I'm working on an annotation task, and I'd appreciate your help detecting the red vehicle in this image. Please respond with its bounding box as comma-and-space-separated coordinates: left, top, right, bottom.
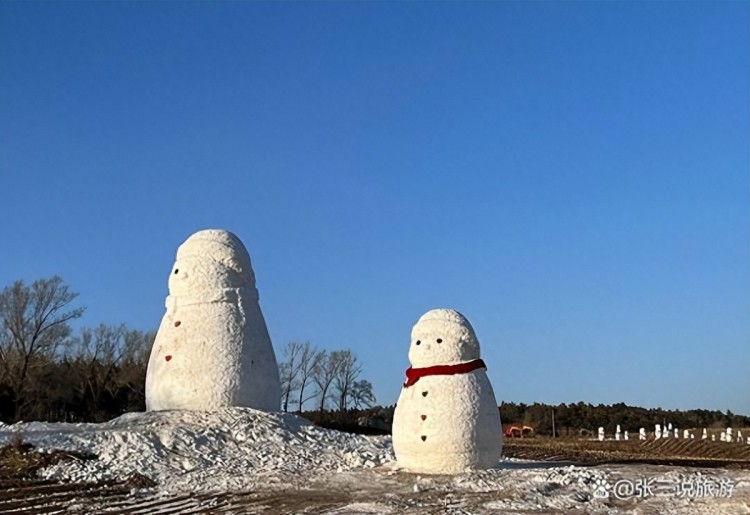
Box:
504, 425, 535, 438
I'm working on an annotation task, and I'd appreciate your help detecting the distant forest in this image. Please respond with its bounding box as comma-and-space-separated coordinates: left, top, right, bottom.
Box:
305, 403, 750, 437
1, 276, 748, 434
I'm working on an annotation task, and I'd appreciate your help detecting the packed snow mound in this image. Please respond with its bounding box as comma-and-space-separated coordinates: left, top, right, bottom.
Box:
0, 409, 394, 493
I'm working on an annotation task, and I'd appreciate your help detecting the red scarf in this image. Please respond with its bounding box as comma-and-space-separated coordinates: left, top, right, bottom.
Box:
403, 359, 486, 388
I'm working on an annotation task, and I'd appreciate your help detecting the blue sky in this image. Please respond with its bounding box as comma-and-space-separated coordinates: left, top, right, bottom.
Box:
1, 2, 748, 414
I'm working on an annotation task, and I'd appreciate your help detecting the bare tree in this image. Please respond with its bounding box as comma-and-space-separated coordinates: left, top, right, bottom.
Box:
114, 329, 154, 412
350, 379, 376, 409
0, 277, 84, 420
312, 350, 345, 411
68, 324, 128, 419
120, 328, 153, 370
296, 342, 322, 411
279, 341, 305, 412
332, 350, 362, 412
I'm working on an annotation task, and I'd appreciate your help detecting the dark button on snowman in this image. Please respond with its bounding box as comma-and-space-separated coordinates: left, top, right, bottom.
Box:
392, 309, 502, 473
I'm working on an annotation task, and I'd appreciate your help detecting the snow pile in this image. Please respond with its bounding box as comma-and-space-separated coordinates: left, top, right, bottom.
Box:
0, 408, 394, 492
446, 463, 611, 507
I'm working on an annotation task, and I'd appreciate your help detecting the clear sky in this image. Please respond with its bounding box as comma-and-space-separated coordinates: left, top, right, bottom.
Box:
1, 1, 748, 415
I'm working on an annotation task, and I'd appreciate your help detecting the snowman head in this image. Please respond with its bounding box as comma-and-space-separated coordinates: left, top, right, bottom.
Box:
168, 229, 257, 299
408, 309, 481, 367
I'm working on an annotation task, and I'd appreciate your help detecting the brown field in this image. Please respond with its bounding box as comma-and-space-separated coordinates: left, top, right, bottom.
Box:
1, 436, 749, 513
503, 435, 750, 469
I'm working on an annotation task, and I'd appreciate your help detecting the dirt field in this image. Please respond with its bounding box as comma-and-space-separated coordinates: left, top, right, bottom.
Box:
1, 436, 749, 514
503, 436, 750, 469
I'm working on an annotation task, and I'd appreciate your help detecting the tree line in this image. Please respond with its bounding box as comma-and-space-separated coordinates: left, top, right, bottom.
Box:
498, 401, 750, 436
278, 341, 375, 413
0, 276, 153, 422
2, 277, 746, 432
0, 276, 375, 423
302, 402, 750, 437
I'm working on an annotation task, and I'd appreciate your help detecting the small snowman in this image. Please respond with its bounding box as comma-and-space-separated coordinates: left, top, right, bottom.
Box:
392, 309, 502, 474
145, 229, 280, 412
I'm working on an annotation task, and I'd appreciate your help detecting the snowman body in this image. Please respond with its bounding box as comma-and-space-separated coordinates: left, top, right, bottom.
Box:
392, 309, 502, 474
145, 229, 280, 412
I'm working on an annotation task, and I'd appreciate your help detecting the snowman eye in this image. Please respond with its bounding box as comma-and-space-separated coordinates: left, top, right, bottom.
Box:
174, 269, 179, 274
416, 340, 421, 346
436, 338, 443, 343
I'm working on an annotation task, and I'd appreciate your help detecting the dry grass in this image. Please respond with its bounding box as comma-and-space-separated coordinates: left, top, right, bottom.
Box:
0, 432, 96, 484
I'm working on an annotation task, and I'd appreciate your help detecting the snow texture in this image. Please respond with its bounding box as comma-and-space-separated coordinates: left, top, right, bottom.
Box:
392, 309, 503, 474
1, 412, 749, 514
2, 409, 393, 492
145, 229, 281, 412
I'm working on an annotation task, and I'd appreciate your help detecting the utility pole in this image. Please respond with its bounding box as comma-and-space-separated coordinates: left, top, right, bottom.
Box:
552, 409, 556, 438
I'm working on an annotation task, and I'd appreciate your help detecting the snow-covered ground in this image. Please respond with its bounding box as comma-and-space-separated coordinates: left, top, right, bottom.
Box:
1, 409, 748, 514
5, 409, 392, 491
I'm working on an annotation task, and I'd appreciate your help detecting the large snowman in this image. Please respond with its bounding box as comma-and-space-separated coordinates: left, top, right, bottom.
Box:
145, 229, 281, 412
392, 309, 502, 474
